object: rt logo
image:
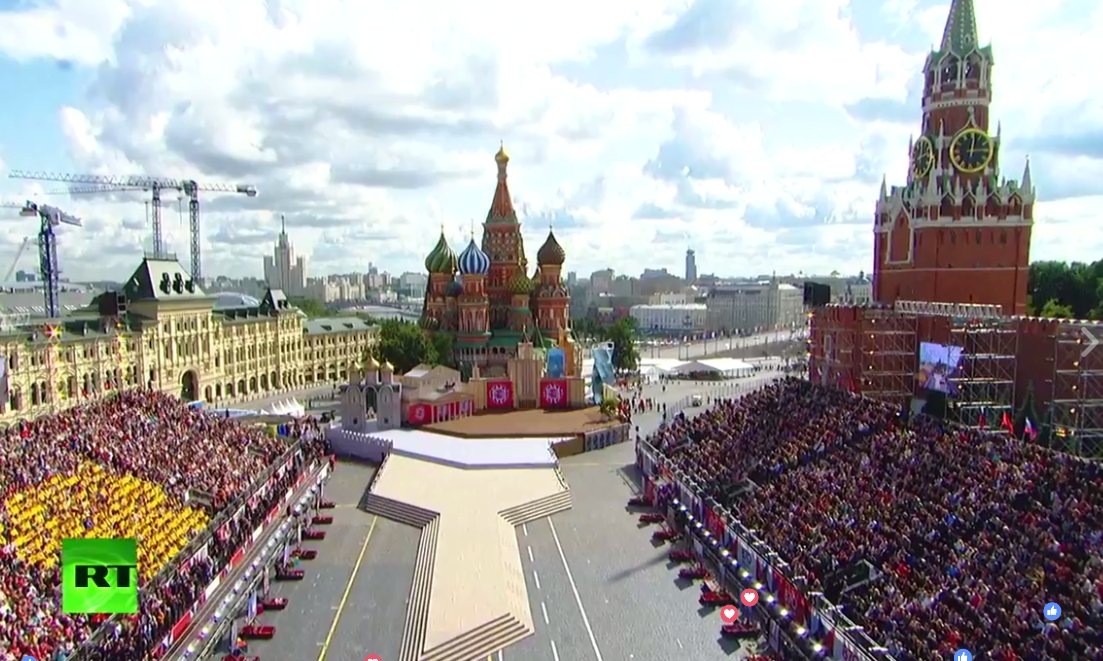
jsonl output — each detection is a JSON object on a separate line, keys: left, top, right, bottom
{"left": 62, "top": 538, "right": 140, "bottom": 614}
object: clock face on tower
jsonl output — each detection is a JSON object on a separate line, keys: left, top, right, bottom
{"left": 911, "top": 136, "right": 934, "bottom": 179}
{"left": 949, "top": 128, "right": 994, "bottom": 173}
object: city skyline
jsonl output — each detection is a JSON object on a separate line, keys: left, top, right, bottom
{"left": 0, "top": 0, "right": 1098, "bottom": 284}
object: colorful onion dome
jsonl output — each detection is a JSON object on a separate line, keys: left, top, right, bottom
{"left": 531, "top": 266, "right": 542, "bottom": 286}
{"left": 424, "top": 231, "right": 458, "bottom": 274}
{"left": 446, "top": 279, "right": 463, "bottom": 296}
{"left": 458, "top": 238, "right": 490, "bottom": 275}
{"left": 508, "top": 268, "right": 535, "bottom": 295}
{"left": 495, "top": 142, "right": 510, "bottom": 164}
{"left": 536, "top": 230, "right": 565, "bottom": 266}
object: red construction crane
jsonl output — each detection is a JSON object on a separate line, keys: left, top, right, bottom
{"left": 8, "top": 170, "right": 258, "bottom": 282}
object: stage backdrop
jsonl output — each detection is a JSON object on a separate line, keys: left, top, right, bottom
{"left": 408, "top": 403, "right": 431, "bottom": 425}
{"left": 486, "top": 380, "right": 514, "bottom": 409}
{"left": 540, "top": 379, "right": 569, "bottom": 409}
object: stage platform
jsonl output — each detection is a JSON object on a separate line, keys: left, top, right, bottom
{"left": 426, "top": 406, "right": 619, "bottom": 438}
{"left": 365, "top": 428, "right": 568, "bottom": 468}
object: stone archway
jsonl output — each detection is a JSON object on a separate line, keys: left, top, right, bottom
{"left": 181, "top": 370, "right": 199, "bottom": 402}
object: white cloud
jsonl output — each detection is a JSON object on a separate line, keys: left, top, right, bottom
{"left": 0, "top": 0, "right": 1097, "bottom": 284}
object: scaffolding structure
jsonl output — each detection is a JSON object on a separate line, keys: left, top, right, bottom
{"left": 859, "top": 308, "right": 917, "bottom": 403}
{"left": 948, "top": 317, "right": 1018, "bottom": 428}
{"left": 1051, "top": 320, "right": 1103, "bottom": 457}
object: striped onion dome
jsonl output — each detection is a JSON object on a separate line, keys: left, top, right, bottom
{"left": 458, "top": 238, "right": 490, "bottom": 275}
{"left": 424, "top": 231, "right": 458, "bottom": 274}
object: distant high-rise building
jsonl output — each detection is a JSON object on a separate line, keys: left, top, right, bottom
{"left": 685, "top": 249, "right": 697, "bottom": 282}
{"left": 263, "top": 215, "right": 307, "bottom": 296}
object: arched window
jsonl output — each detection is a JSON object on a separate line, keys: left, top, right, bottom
{"left": 941, "top": 58, "right": 959, "bottom": 86}
{"left": 940, "top": 194, "right": 954, "bottom": 218}
{"left": 965, "top": 56, "right": 981, "bottom": 80}
{"left": 986, "top": 195, "right": 1000, "bottom": 218}
{"left": 962, "top": 196, "right": 976, "bottom": 218}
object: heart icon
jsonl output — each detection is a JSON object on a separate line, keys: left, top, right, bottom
{"left": 741, "top": 588, "right": 759, "bottom": 607}
{"left": 720, "top": 605, "right": 739, "bottom": 624}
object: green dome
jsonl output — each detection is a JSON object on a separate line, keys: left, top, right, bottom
{"left": 424, "top": 231, "right": 458, "bottom": 274}
{"left": 508, "top": 269, "right": 535, "bottom": 295}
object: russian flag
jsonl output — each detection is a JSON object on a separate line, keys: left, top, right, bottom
{"left": 1025, "top": 417, "right": 1039, "bottom": 441}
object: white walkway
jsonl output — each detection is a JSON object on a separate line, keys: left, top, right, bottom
{"left": 366, "top": 428, "right": 570, "bottom": 468}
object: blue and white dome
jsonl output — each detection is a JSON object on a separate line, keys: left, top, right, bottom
{"left": 458, "top": 238, "right": 490, "bottom": 275}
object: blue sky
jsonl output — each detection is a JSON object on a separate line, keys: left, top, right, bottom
{"left": 0, "top": 0, "right": 1099, "bottom": 283}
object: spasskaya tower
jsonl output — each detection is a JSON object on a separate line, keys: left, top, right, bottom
{"left": 872, "top": 0, "right": 1033, "bottom": 315}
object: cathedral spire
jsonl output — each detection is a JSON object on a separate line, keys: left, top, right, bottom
{"left": 940, "top": 0, "right": 978, "bottom": 54}
{"left": 487, "top": 143, "right": 517, "bottom": 223}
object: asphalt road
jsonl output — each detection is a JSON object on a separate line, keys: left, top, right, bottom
{"left": 247, "top": 461, "right": 419, "bottom": 661}
{"left": 503, "top": 378, "right": 779, "bottom": 661}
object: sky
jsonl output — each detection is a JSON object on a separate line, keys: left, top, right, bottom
{"left": 0, "top": 0, "right": 1099, "bottom": 284}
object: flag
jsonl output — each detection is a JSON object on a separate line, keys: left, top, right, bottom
{"left": 1024, "top": 417, "right": 1038, "bottom": 441}
{"left": 1001, "top": 411, "right": 1015, "bottom": 434}
{"left": 977, "top": 407, "right": 988, "bottom": 430}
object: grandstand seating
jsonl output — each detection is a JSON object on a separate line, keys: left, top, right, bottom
{"left": 0, "top": 391, "right": 325, "bottom": 661}
{"left": 651, "top": 378, "right": 1103, "bottom": 660}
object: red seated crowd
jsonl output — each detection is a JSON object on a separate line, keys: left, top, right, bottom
{"left": 0, "top": 391, "right": 326, "bottom": 661}
{"left": 652, "top": 378, "right": 1103, "bottom": 661}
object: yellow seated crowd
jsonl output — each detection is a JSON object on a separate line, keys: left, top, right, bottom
{"left": 0, "top": 462, "right": 209, "bottom": 579}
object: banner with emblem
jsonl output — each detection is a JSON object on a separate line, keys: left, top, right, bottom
{"left": 407, "top": 403, "right": 431, "bottom": 426}
{"left": 486, "top": 380, "right": 514, "bottom": 409}
{"left": 540, "top": 378, "right": 568, "bottom": 409}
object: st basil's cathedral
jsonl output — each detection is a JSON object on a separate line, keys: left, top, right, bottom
{"left": 419, "top": 144, "right": 571, "bottom": 375}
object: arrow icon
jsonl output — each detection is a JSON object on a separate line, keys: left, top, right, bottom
{"left": 1082, "top": 327, "right": 1100, "bottom": 357}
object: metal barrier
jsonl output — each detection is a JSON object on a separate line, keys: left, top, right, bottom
{"left": 638, "top": 440, "right": 892, "bottom": 661}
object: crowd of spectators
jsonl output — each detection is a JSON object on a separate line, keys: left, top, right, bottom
{"left": 653, "top": 378, "right": 1103, "bottom": 660}
{"left": 0, "top": 391, "right": 324, "bottom": 661}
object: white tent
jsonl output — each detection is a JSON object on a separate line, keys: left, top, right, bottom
{"left": 263, "top": 397, "right": 306, "bottom": 417}
{"left": 670, "top": 358, "right": 754, "bottom": 378}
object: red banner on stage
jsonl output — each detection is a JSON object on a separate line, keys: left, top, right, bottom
{"left": 486, "top": 380, "right": 514, "bottom": 409}
{"left": 407, "top": 403, "right": 431, "bottom": 425}
{"left": 540, "top": 379, "right": 568, "bottom": 408}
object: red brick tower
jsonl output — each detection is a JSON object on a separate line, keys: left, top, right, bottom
{"left": 872, "top": 0, "right": 1033, "bottom": 315}
{"left": 482, "top": 144, "right": 528, "bottom": 329}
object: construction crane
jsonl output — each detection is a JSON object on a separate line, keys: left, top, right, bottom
{"left": 0, "top": 201, "right": 82, "bottom": 319}
{"left": 9, "top": 170, "right": 258, "bottom": 281}
{"left": 3, "top": 236, "right": 33, "bottom": 283}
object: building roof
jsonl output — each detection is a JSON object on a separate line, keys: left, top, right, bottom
{"left": 630, "top": 303, "right": 707, "bottom": 311}
{"left": 302, "top": 317, "right": 375, "bottom": 335}
{"left": 123, "top": 258, "right": 210, "bottom": 302}
{"left": 212, "top": 292, "right": 260, "bottom": 309}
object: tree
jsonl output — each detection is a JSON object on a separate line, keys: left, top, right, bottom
{"left": 1039, "top": 298, "right": 1074, "bottom": 319}
{"left": 429, "top": 332, "right": 455, "bottom": 368}
{"left": 603, "top": 317, "right": 640, "bottom": 372}
{"left": 572, "top": 318, "right": 603, "bottom": 342}
{"left": 375, "top": 319, "right": 437, "bottom": 374}
{"left": 288, "top": 296, "right": 328, "bottom": 318}
{"left": 1027, "top": 260, "right": 1103, "bottom": 319}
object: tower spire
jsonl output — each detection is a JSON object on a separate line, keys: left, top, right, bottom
{"left": 487, "top": 143, "right": 518, "bottom": 223}
{"left": 940, "top": 0, "right": 978, "bottom": 54}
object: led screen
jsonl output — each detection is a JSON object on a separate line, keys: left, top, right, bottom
{"left": 916, "top": 342, "right": 964, "bottom": 395}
